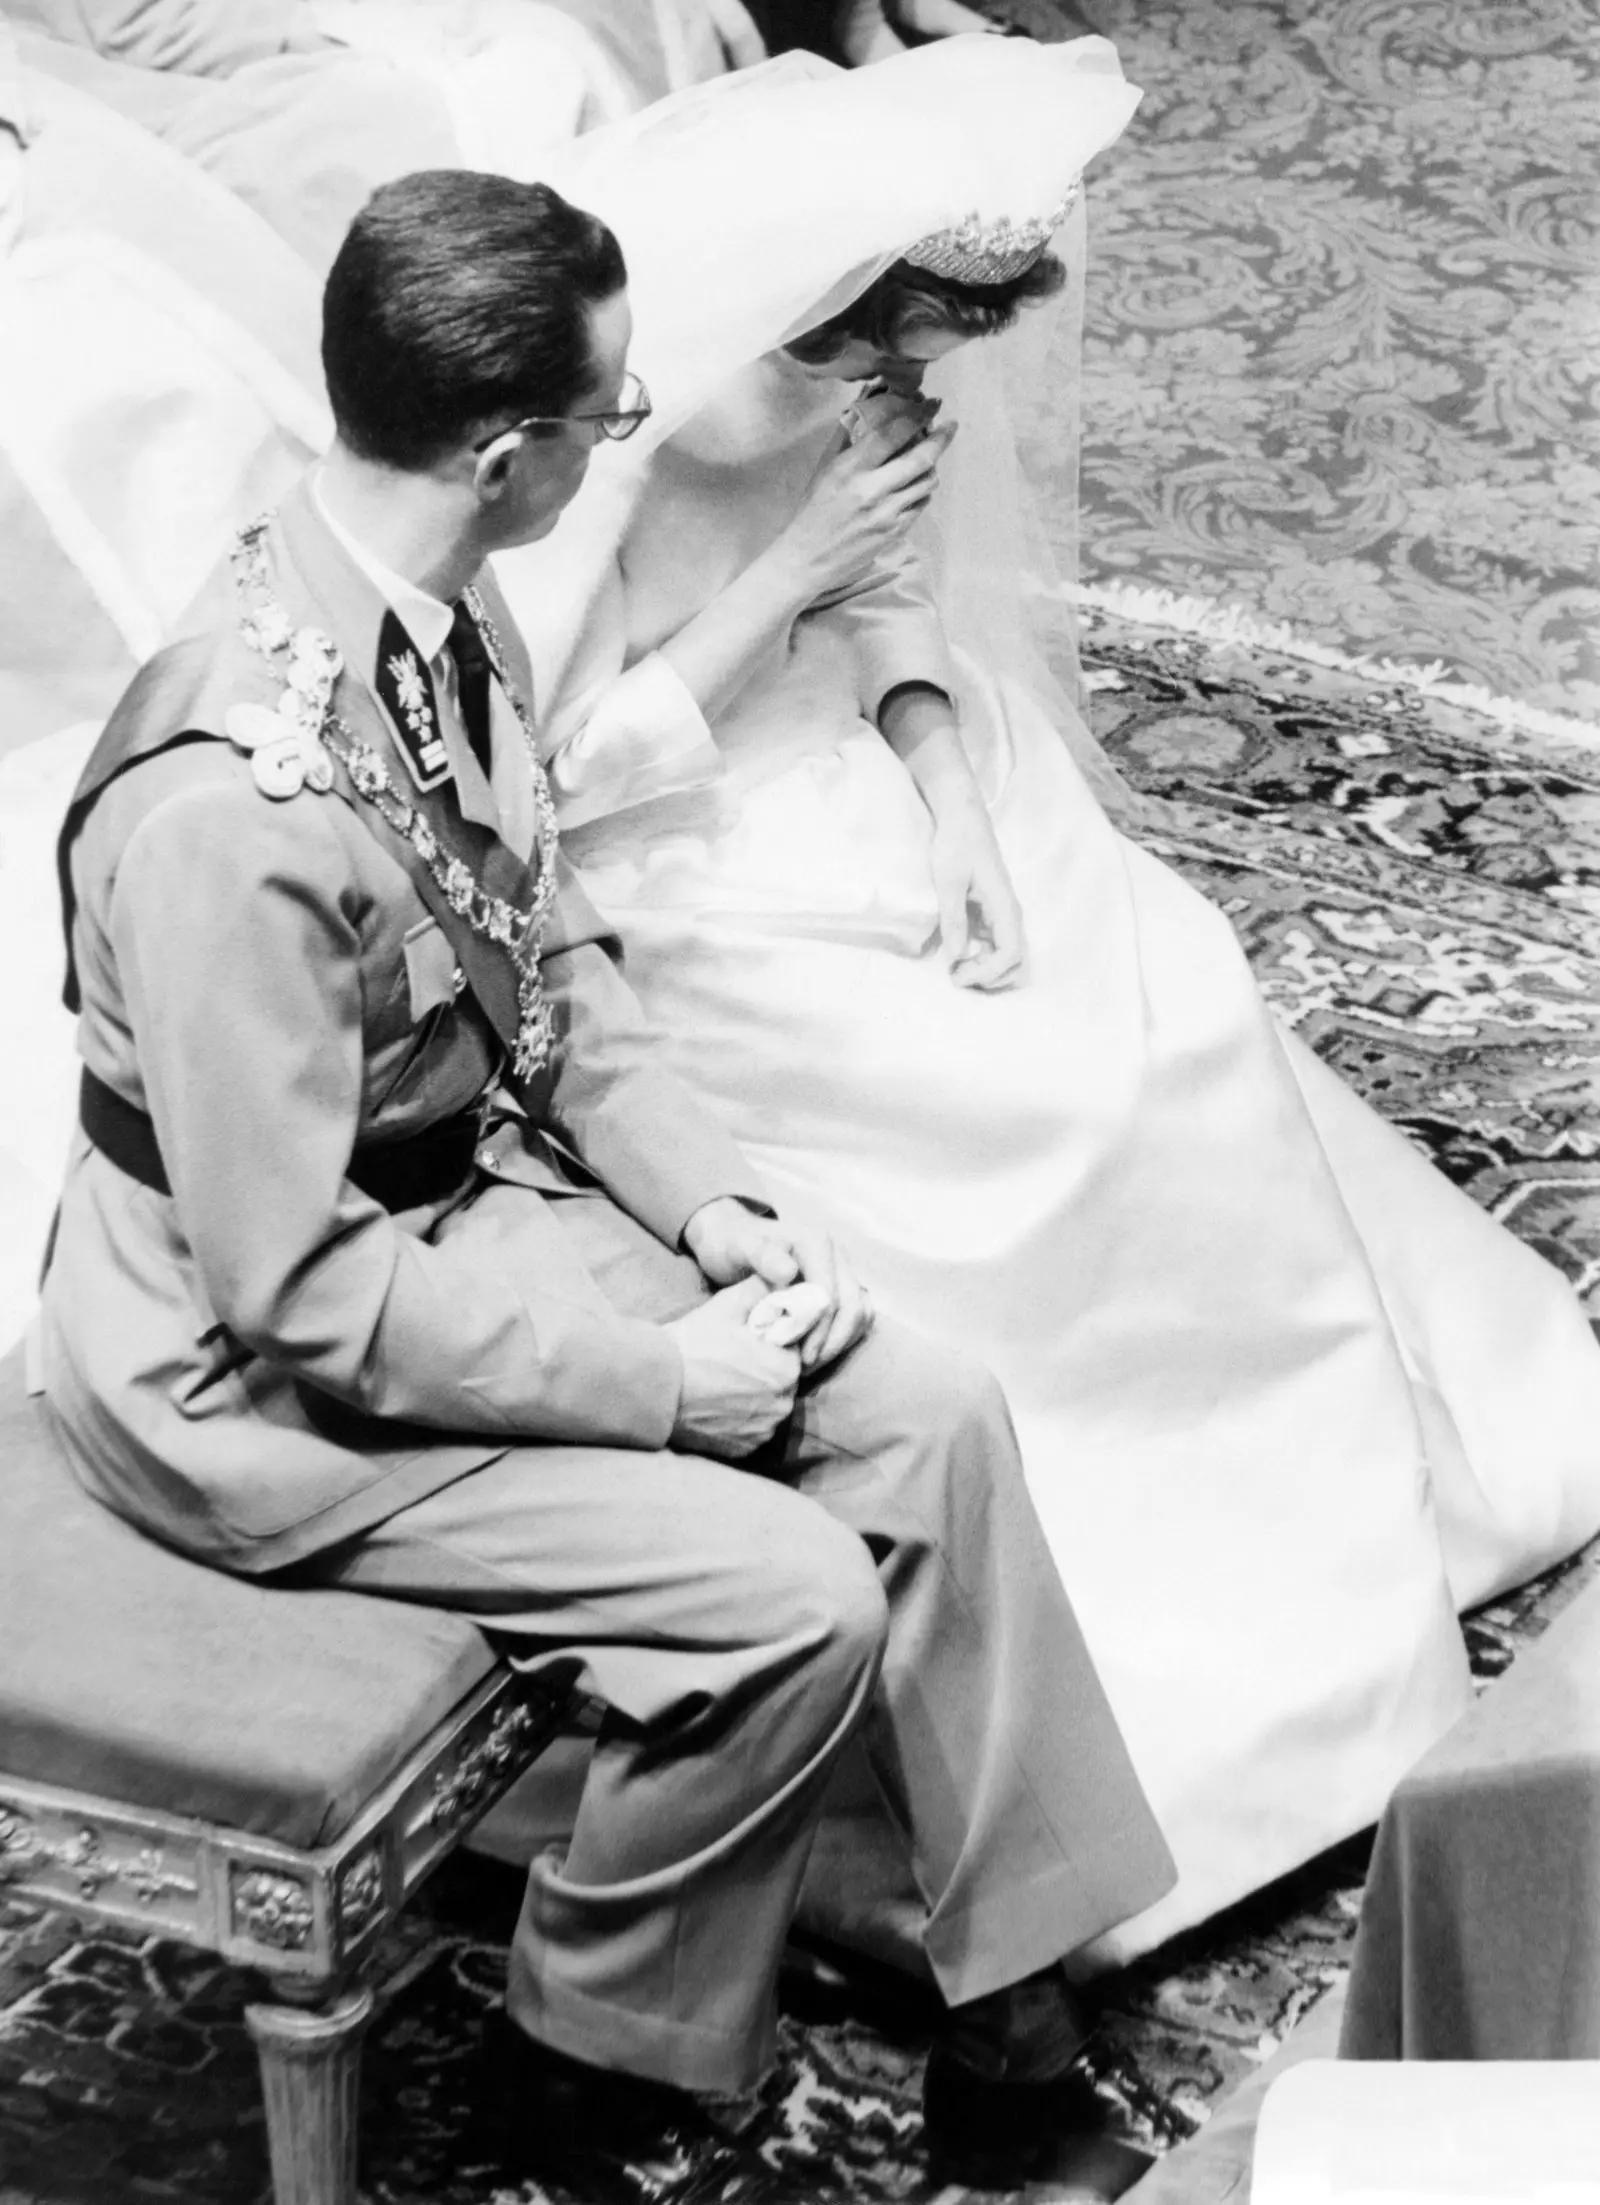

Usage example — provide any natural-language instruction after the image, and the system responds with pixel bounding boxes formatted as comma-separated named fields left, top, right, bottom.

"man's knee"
left=760, top=1502, right=889, bottom=1687
left=848, top=1318, right=1014, bottom=1452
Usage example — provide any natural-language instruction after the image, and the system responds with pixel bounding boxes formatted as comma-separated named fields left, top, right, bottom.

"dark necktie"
left=446, top=601, right=494, bottom=781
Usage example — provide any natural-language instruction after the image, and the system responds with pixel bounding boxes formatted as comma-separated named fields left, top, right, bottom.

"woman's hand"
left=877, top=684, right=1028, bottom=990
left=655, top=397, right=950, bottom=728
left=930, top=796, right=1027, bottom=991
left=778, top=406, right=953, bottom=599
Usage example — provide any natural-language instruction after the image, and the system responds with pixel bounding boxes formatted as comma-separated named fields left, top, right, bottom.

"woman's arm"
left=539, top=400, right=950, bottom=823
left=654, top=528, right=832, bottom=725
left=657, top=412, right=952, bottom=723
left=879, top=681, right=1027, bottom=991
left=654, top=394, right=1026, bottom=991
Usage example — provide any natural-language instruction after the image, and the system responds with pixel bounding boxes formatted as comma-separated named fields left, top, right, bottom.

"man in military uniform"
left=41, top=171, right=1173, bottom=2186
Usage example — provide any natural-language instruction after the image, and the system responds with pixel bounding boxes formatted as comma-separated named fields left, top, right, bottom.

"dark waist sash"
left=80, top=1068, right=482, bottom=1215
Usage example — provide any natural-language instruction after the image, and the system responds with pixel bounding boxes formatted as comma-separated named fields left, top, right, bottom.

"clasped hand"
left=665, top=1199, right=874, bottom=1460
left=780, top=388, right=953, bottom=597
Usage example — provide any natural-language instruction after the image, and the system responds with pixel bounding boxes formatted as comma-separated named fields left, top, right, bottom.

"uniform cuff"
left=677, top=1190, right=779, bottom=1254
left=649, top=1166, right=776, bottom=1260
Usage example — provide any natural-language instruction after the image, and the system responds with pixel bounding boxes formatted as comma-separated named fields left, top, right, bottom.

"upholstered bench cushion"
left=0, top=1346, right=499, bottom=1850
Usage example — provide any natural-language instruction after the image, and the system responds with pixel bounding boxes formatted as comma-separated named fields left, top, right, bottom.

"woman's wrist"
left=878, top=686, right=986, bottom=822
left=922, top=770, right=989, bottom=827
left=763, top=527, right=834, bottom=608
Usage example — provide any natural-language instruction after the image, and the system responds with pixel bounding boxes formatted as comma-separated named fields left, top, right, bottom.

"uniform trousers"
left=312, top=1186, right=1172, bottom=2095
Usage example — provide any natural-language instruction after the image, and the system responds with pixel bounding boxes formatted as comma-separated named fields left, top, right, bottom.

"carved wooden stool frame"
left=0, top=1667, right=571, bottom=2205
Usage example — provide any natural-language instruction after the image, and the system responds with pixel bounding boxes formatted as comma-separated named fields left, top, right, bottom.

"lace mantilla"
left=227, top=515, right=561, bottom=1081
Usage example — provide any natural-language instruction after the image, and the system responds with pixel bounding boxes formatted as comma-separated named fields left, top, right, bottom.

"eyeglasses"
left=474, top=372, right=653, bottom=450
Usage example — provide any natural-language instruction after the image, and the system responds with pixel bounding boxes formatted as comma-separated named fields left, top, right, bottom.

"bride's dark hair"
left=784, top=250, right=1066, bottom=365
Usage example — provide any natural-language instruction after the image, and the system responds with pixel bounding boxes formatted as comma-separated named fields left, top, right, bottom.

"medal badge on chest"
left=223, top=620, right=341, bottom=801
left=224, top=699, right=336, bottom=800
left=374, top=613, right=453, bottom=794
left=227, top=514, right=565, bottom=1081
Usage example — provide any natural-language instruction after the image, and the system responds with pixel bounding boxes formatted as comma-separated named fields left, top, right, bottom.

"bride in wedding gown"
left=494, top=35, right=1600, bottom=1961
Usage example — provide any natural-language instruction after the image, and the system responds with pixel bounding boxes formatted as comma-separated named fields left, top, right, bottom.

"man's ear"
left=472, top=430, right=524, bottom=500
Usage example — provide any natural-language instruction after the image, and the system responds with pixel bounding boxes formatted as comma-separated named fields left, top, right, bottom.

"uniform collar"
left=311, top=467, right=456, bottom=666
left=277, top=471, right=513, bottom=841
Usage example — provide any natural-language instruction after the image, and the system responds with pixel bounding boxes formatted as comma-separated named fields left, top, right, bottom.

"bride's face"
left=791, top=323, right=970, bottom=394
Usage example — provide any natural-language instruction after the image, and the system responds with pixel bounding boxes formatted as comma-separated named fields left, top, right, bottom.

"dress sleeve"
left=539, top=553, right=723, bottom=828
left=108, top=776, right=685, bottom=1447
left=812, top=531, right=959, bottom=723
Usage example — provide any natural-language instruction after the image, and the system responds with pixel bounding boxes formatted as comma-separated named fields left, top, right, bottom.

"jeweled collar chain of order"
left=228, top=513, right=561, bottom=1082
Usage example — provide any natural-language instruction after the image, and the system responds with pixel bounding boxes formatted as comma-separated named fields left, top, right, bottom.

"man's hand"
left=665, top=1277, right=800, bottom=1460
left=683, top=1196, right=801, bottom=1291
left=682, top=1198, right=874, bottom=1371
left=930, top=798, right=1027, bottom=992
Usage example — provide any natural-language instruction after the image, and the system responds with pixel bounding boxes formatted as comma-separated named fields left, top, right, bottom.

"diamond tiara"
left=902, top=184, right=1079, bottom=285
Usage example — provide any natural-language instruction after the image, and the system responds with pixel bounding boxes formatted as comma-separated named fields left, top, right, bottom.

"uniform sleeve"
left=811, top=530, right=958, bottom=723
left=109, top=778, right=685, bottom=1447
left=534, top=851, right=775, bottom=1248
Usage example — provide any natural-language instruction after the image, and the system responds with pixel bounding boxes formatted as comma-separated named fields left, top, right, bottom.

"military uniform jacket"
left=41, top=475, right=770, bottom=1573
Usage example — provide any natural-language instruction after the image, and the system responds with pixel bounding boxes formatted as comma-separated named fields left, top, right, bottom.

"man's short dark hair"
left=785, top=251, right=1066, bottom=367
left=322, top=171, right=627, bottom=470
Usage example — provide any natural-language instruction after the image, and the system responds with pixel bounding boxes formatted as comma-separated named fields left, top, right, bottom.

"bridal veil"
left=520, top=34, right=1145, bottom=813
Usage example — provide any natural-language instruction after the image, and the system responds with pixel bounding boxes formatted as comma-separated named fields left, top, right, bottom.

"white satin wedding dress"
left=499, top=341, right=1600, bottom=1965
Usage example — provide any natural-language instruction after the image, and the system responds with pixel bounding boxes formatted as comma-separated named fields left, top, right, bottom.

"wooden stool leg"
left=245, top=1985, right=372, bottom=2205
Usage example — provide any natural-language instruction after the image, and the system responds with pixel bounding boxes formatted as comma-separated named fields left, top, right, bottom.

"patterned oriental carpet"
left=1082, top=611, right=1600, bottom=1313
left=4, top=623, right=1598, bottom=2205
left=1015, top=0, right=1600, bottom=734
